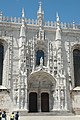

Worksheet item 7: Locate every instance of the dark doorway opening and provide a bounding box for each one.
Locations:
[0,44,4,85]
[41,93,49,112]
[73,49,80,87]
[29,92,38,112]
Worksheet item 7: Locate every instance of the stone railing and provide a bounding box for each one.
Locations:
[0,15,39,25]
[0,13,80,29]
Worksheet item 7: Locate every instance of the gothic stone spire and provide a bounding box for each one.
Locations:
[37,1,44,28]
[20,8,26,38]
[55,12,61,41]
[19,8,26,48]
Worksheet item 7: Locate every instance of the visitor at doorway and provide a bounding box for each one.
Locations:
[2,111,6,120]
[0,109,2,120]
[15,112,19,120]
[10,112,14,120]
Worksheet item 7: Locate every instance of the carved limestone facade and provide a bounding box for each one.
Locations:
[0,3,80,114]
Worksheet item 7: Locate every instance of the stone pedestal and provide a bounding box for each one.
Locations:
[14,109,28,116]
[72,87,80,115]
[0,86,14,113]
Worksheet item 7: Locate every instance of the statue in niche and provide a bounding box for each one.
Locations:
[60,90,65,109]
[21,70,26,77]
[20,62,27,77]
[14,91,18,105]
[69,79,72,90]
[40,57,43,68]
[21,89,25,109]
[61,89,64,99]
[38,29,43,40]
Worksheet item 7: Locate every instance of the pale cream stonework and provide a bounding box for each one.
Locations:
[0,3,80,115]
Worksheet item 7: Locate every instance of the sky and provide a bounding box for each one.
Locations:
[0,0,80,24]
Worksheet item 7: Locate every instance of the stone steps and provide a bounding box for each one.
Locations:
[25,111,74,116]
[18,110,74,116]
[19,115,80,120]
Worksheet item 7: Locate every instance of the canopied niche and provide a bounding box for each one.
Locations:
[34,40,48,66]
[36,50,44,66]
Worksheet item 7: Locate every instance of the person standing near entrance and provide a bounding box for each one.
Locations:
[0,109,2,120]
[15,112,19,120]
[2,111,6,120]
[10,112,14,120]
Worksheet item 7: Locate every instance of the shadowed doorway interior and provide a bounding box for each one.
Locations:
[73,49,80,87]
[41,92,49,112]
[29,92,38,112]
[0,44,4,85]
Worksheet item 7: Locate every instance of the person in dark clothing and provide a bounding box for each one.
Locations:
[0,109,2,120]
[15,112,19,120]
[2,111,6,120]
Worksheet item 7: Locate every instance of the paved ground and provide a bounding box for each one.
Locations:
[19,115,80,120]
[7,112,80,120]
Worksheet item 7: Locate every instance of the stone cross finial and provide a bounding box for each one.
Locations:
[56,12,60,23]
[22,8,25,18]
[0,11,3,22]
[38,1,42,13]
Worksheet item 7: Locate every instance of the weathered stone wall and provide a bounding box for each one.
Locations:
[0,90,14,113]
[72,89,80,114]
[0,15,80,114]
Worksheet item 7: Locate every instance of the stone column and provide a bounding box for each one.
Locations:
[2,43,8,86]
[38,90,41,112]
[64,87,68,110]
[47,40,50,73]
[17,77,21,109]
[63,75,68,110]
[24,87,28,111]
[24,74,28,111]
[38,81,41,112]
[32,37,35,71]
[58,86,61,110]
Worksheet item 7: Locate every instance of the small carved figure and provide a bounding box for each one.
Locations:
[40,57,43,67]
[61,90,64,99]
[21,90,24,109]
[60,90,64,110]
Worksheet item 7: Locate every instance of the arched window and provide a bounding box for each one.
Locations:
[0,44,4,85]
[73,49,80,87]
[36,50,44,66]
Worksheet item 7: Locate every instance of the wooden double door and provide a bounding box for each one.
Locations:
[29,92,49,112]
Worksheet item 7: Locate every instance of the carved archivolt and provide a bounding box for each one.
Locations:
[28,71,56,91]
[71,44,80,51]
[35,40,47,53]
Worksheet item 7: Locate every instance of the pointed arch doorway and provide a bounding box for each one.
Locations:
[41,92,49,112]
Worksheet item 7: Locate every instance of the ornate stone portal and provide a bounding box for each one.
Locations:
[28,70,56,112]
[0,2,80,115]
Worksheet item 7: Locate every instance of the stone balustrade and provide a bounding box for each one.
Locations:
[0,12,80,29]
